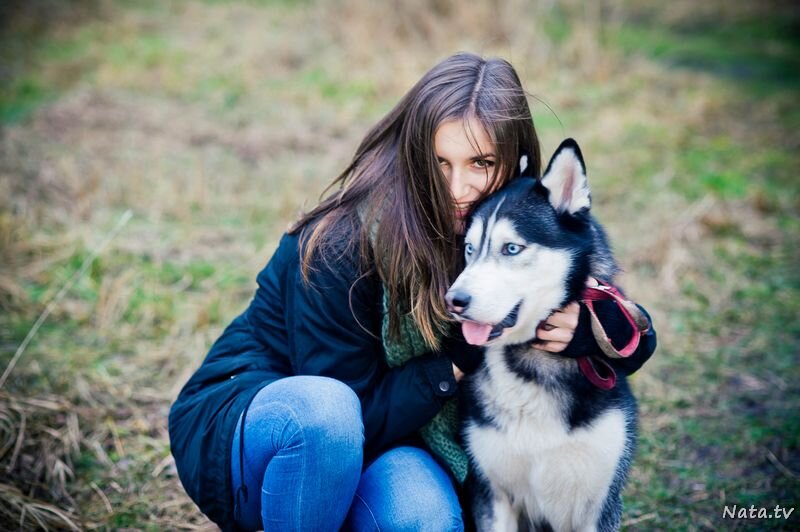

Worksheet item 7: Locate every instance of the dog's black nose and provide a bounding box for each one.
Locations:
[446,291,471,314]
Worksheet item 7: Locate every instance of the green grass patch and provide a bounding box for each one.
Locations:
[673,137,751,200]
[298,66,378,104]
[0,13,106,123]
[0,76,55,123]
[199,0,314,6]
[610,17,800,93]
[104,34,177,70]
[193,73,247,110]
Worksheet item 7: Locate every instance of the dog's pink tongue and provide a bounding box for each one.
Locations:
[462,321,493,346]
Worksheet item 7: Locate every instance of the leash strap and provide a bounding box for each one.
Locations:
[578,355,616,390]
[577,282,650,390]
[582,284,650,359]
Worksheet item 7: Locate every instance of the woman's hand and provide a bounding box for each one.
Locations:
[534,277,598,353]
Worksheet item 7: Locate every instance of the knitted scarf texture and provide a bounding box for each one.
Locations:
[381,291,469,483]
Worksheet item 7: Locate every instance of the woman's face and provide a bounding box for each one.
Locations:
[434,116,497,234]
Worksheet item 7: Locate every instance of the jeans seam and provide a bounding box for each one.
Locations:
[284,402,306,528]
[258,400,305,530]
[353,491,381,531]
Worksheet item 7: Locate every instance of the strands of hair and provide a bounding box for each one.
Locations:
[290,52,540,348]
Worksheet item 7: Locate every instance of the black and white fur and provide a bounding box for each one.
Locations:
[447,139,637,532]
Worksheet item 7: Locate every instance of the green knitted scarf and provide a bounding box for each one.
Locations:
[357,201,468,482]
[381,290,469,484]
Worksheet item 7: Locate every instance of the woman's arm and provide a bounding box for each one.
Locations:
[534,280,657,376]
[553,299,657,376]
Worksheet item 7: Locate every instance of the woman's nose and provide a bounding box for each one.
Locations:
[449,169,469,202]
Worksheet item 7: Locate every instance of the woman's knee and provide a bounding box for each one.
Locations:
[346,446,464,531]
[252,375,364,447]
[347,496,463,532]
[233,377,365,531]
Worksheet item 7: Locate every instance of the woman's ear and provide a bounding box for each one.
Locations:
[540,138,591,215]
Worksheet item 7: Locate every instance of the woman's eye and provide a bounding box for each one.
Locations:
[473,159,495,169]
[503,243,523,256]
[465,243,474,256]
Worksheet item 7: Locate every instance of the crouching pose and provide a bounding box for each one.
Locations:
[169,53,656,531]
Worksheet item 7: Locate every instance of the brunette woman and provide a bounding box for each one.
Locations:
[169,52,656,531]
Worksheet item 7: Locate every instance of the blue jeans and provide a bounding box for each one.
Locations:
[230,375,464,531]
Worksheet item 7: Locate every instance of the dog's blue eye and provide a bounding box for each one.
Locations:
[503,243,523,256]
[465,243,474,256]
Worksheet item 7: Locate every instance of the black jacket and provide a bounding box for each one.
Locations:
[168,230,657,529]
[168,231,460,529]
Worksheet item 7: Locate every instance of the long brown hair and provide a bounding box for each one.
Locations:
[289,52,540,348]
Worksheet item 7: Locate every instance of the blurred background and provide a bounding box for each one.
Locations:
[1,0,798,529]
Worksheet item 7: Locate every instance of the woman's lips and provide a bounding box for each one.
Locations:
[454,207,470,219]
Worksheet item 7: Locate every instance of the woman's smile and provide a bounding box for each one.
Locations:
[434,116,497,232]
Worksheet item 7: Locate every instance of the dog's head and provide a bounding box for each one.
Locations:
[446,138,603,347]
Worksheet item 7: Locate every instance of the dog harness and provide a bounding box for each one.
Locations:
[578,283,651,390]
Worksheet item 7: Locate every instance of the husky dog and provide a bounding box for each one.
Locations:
[447,139,636,532]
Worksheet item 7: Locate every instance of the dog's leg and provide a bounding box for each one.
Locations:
[466,469,489,532]
[530,447,614,532]
[488,490,519,532]
[530,410,627,532]
[469,473,519,532]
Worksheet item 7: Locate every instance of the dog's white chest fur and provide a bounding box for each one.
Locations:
[465,347,628,531]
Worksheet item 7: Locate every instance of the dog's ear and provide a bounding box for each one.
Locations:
[539,138,591,215]
[518,150,533,177]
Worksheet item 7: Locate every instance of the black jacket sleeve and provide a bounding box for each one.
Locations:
[283,248,457,456]
[440,323,485,375]
[561,300,657,376]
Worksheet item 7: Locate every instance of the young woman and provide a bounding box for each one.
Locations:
[168,52,656,531]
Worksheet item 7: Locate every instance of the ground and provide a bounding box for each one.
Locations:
[0,0,798,529]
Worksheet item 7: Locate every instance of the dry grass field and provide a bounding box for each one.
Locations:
[1,0,798,529]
